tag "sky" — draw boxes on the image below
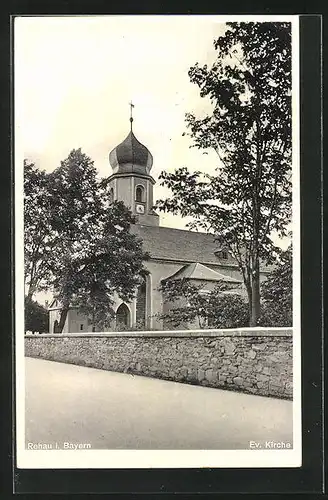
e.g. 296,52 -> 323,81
15,15 -> 228,229
15,16 -> 294,305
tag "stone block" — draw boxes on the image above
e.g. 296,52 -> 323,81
257,374 -> 269,382
244,380 -> 253,388
233,376 -> 244,386
224,341 -> 236,355
205,369 -> 217,383
248,350 -> 257,359
198,369 -> 205,381
252,344 -> 267,351
269,382 -> 282,392
256,381 -> 269,390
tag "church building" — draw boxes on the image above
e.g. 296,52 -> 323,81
49,116 -> 270,333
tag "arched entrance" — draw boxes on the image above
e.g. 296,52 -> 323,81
116,303 -> 131,330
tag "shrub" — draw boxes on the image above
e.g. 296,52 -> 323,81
25,297 -> 49,333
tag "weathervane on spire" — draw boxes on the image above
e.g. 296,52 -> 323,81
129,100 -> 134,130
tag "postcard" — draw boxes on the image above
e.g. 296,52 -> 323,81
15,14 -> 301,469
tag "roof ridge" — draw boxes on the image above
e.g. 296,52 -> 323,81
136,224 -> 216,238
163,261 -> 242,283
187,262 -> 198,278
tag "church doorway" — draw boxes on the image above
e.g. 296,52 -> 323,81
115,303 -> 131,330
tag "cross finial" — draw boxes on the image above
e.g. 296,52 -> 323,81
129,100 -> 134,130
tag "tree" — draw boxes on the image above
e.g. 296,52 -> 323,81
206,292 -> 249,329
53,200 -> 148,332
24,149 -> 148,332
47,149 -> 148,332
158,278 -> 249,329
260,245 -> 292,326
159,278 -> 210,328
25,297 -> 48,333
156,22 -> 292,326
24,160 -> 57,299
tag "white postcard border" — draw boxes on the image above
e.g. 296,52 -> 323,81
15,14 -> 301,469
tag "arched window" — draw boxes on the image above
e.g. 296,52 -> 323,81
135,185 -> 145,203
116,303 -> 131,330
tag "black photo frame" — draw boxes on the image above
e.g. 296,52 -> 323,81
0,6 -> 324,497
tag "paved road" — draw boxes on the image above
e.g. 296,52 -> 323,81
25,357 -> 293,450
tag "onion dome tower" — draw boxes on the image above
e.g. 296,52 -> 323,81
107,102 -> 159,227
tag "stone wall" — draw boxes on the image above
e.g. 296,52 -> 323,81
25,328 -> 293,399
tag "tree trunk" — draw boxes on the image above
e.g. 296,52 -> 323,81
58,304 -> 69,333
250,258 -> 260,327
92,308 -> 96,333
246,284 -> 253,326
27,281 -> 36,301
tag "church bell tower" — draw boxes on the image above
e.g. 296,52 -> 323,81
106,103 -> 159,227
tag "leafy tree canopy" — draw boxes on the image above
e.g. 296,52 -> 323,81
158,278 -> 249,329
260,245 -> 292,326
156,22 -> 292,326
24,149 -> 148,332
25,297 -> 48,333
24,160 -> 58,298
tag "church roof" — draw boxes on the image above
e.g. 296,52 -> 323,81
131,224 -> 274,272
164,262 -> 242,283
130,224 -> 234,266
109,130 -> 153,175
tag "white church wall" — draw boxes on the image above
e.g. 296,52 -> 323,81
49,308 -> 70,334
67,308 -> 90,333
48,260 -> 255,333
115,176 -> 133,208
49,308 -> 61,334
145,260 -> 185,329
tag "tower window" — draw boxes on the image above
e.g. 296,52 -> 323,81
109,187 -> 114,203
135,185 -> 145,203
